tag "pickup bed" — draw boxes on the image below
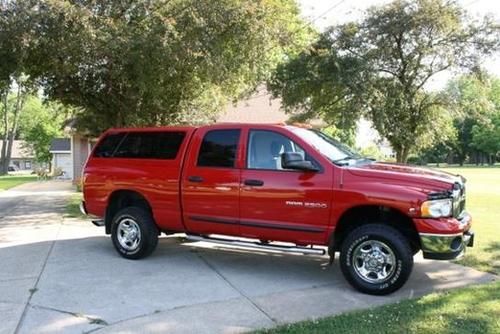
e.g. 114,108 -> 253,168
81,123 -> 474,295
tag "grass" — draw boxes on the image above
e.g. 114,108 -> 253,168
65,193 -> 86,218
442,167 -> 500,275
255,281 -> 500,334
0,175 -> 38,190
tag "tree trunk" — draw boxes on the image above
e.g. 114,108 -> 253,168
0,138 -> 7,175
0,92 -> 9,175
0,83 -> 26,175
395,146 -> 409,163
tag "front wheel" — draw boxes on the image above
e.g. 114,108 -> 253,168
111,207 -> 159,260
339,224 -> 413,295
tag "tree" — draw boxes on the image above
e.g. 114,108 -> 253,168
19,97 -> 70,165
471,113 -> 500,164
0,77 -> 35,174
8,0 -> 312,136
0,2 -> 36,174
468,75 -> 500,164
444,73 -> 500,165
268,33 -> 367,143
269,0 -> 499,162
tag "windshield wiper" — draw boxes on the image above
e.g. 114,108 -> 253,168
333,155 -> 372,166
332,156 -> 356,165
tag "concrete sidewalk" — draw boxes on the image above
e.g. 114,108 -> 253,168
0,181 -> 497,334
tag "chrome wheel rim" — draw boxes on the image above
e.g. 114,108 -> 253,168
117,218 -> 141,251
352,240 -> 396,284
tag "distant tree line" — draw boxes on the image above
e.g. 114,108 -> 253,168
413,73 -> 500,166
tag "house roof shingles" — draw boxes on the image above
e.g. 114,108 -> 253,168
49,138 -> 71,152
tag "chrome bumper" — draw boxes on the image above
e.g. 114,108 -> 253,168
79,201 -> 88,215
420,230 -> 474,260
80,201 -> 105,227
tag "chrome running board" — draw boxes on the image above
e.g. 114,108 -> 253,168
185,234 -> 325,256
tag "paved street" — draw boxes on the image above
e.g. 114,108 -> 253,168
0,181 -> 497,334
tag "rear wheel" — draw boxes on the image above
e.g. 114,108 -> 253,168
340,224 -> 413,295
111,207 -> 159,259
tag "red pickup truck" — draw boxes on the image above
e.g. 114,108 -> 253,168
81,123 -> 473,295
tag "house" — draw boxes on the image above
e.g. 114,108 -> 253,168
49,134 -> 94,181
0,140 -> 36,171
49,138 -> 72,179
218,87 -> 288,123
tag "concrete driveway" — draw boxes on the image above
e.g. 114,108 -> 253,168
0,181 -> 497,334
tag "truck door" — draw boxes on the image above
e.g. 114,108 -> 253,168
181,127 -> 243,236
239,128 -> 333,245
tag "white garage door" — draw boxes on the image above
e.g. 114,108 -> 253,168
55,153 -> 73,179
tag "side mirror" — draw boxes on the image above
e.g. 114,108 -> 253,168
281,152 -> 319,172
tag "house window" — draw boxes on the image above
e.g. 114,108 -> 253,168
25,160 -> 31,169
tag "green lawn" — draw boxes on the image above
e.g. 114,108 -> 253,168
255,281 -> 500,334
65,193 -> 86,219
443,167 -> 500,275
0,175 -> 38,190
256,167 -> 500,334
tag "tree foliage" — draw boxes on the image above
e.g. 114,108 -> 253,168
415,72 -> 500,165
19,97 -> 70,164
268,33 -> 367,142
269,0 -> 499,162
0,2 -> 37,174
444,73 -> 500,164
3,0 -> 312,136
471,113 -> 500,161
468,76 -> 500,162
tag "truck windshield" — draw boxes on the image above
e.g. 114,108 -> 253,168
290,128 -> 366,165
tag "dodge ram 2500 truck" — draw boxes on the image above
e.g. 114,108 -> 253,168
81,123 -> 473,295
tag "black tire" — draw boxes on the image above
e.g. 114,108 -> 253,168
339,224 -> 413,295
111,207 -> 159,260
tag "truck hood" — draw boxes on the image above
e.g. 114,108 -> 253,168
345,162 -> 464,191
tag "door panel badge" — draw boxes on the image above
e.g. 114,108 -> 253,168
285,200 -> 328,209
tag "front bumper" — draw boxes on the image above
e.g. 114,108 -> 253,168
420,230 -> 474,260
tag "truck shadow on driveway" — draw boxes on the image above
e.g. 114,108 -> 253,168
1,234 -> 497,334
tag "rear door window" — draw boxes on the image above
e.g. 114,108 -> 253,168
93,133 -> 126,158
197,129 -> 241,168
112,131 -> 186,159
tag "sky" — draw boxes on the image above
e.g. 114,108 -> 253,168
296,0 -> 500,148
297,0 -> 500,91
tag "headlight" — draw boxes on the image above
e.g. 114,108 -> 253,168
421,199 -> 453,218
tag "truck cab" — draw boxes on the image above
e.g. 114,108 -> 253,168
81,123 -> 473,295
